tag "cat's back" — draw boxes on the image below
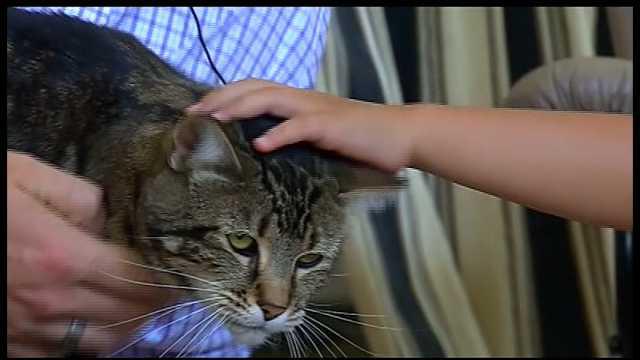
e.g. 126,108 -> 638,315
6,8 -> 193,167
7,8 -> 138,70
8,9 -> 135,159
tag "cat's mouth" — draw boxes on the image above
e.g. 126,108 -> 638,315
226,319 -> 271,346
225,309 -> 303,347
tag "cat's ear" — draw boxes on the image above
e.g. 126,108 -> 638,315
168,114 -> 245,182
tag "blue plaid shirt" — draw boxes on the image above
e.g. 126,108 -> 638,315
19,6 -> 331,358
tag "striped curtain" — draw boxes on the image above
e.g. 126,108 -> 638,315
310,6 -> 629,357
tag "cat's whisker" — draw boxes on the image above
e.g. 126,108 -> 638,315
303,317 -> 346,358
114,298 -> 224,351
300,320 -> 336,358
305,306 -> 386,318
294,328 -> 308,358
304,315 -> 381,357
329,273 -> 350,277
97,296 -> 222,329
269,338 -> 279,346
307,302 -> 343,308
262,337 -> 276,347
185,313 -> 230,358
284,332 -> 296,358
305,307 -> 403,331
163,307 -> 224,358
188,313 -> 230,357
114,258 -> 221,287
160,307 -> 225,358
99,270 -> 218,293
290,331 -> 303,359
174,311 -> 223,358
297,321 -> 323,358
289,329 -> 305,358
109,302 -> 220,357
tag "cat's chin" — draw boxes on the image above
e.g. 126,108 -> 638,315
226,322 -> 270,347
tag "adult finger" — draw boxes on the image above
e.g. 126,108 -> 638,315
8,152 -> 105,233
76,241 -> 185,304
8,181 -> 169,297
7,187 -> 133,290
9,319 -> 121,357
11,283 -> 172,323
7,342 -> 48,358
8,188 -> 94,286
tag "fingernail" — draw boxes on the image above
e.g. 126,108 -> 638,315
253,137 -> 270,151
212,112 -> 229,121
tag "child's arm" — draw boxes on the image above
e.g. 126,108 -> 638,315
189,79 -> 632,231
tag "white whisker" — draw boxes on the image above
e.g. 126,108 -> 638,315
175,312 -> 220,358
297,322 -> 322,358
114,258 -> 221,287
98,296 -> 222,330
305,315 -> 381,357
306,306 -> 386,318
190,313 -> 230,356
305,307 -> 403,331
109,302 -> 219,357
329,273 -> 350,277
289,329 -> 305,358
99,270 -> 217,293
307,302 -> 343,307
177,312 -> 229,358
160,307 -> 224,357
301,320 -> 336,358
284,332 -> 296,358
303,317 -> 346,358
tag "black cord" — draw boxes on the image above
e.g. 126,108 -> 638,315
189,7 -> 227,85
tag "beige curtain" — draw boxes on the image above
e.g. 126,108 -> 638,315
535,7 -> 618,357
315,9 -> 418,357
415,7 -> 541,356
313,6 -> 622,357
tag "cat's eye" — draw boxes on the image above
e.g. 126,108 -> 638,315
296,253 -> 323,269
226,233 -> 258,257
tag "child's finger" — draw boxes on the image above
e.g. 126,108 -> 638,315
188,78 -> 278,113
211,87 -> 304,121
254,116 -> 324,152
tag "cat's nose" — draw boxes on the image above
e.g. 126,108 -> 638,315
259,303 -> 286,321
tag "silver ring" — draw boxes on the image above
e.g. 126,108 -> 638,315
61,318 -> 87,357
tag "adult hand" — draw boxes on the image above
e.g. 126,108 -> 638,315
7,151 -> 180,357
188,79 -> 416,173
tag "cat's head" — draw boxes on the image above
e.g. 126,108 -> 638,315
132,114 -> 357,346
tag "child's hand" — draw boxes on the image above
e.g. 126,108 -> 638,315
188,79 -> 416,173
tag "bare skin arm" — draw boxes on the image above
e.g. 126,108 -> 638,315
404,104 -> 632,231
188,79 -> 632,231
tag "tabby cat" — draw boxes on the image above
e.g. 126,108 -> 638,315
7,8 -> 398,350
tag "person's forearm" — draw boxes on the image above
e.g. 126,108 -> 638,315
405,104 -> 632,230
